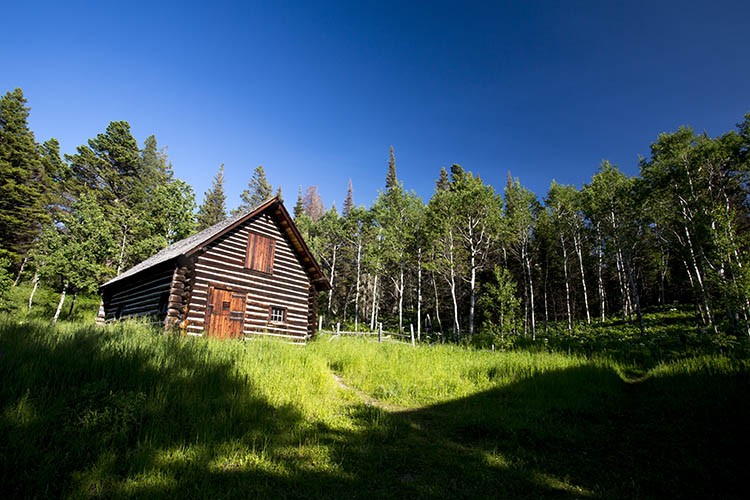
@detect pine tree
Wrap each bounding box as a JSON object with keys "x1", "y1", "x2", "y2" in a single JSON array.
[
  {"x1": 236, "y1": 165, "x2": 273, "y2": 214},
  {"x1": 197, "y1": 164, "x2": 227, "y2": 230},
  {"x1": 67, "y1": 121, "x2": 143, "y2": 205},
  {"x1": 436, "y1": 167, "x2": 450, "y2": 191},
  {"x1": 343, "y1": 179, "x2": 354, "y2": 217},
  {"x1": 293, "y1": 186, "x2": 305, "y2": 219},
  {"x1": 385, "y1": 146, "x2": 397, "y2": 191},
  {"x1": 39, "y1": 138, "x2": 71, "y2": 215},
  {"x1": 0, "y1": 88, "x2": 48, "y2": 264},
  {"x1": 141, "y1": 134, "x2": 173, "y2": 183}
]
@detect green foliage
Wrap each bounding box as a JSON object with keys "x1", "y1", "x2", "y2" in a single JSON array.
[
  {"x1": 0, "y1": 88, "x2": 48, "y2": 264},
  {"x1": 478, "y1": 266, "x2": 522, "y2": 342},
  {"x1": 0, "y1": 258, "x2": 13, "y2": 305},
  {"x1": 293, "y1": 185, "x2": 305, "y2": 219},
  {"x1": 235, "y1": 164, "x2": 273, "y2": 214},
  {"x1": 197, "y1": 164, "x2": 227, "y2": 231},
  {"x1": 385, "y1": 145, "x2": 397, "y2": 191},
  {"x1": 342, "y1": 178, "x2": 354, "y2": 217},
  {"x1": 67, "y1": 121, "x2": 142, "y2": 204},
  {"x1": 2, "y1": 281, "x2": 100, "y2": 322},
  {"x1": 435, "y1": 166, "x2": 450, "y2": 191},
  {"x1": 36, "y1": 194, "x2": 117, "y2": 294}
]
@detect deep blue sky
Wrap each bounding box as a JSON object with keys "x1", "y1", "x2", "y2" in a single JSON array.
[{"x1": 3, "y1": 1, "x2": 748, "y2": 210}]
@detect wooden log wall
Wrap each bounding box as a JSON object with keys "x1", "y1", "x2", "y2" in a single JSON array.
[
  {"x1": 184, "y1": 212, "x2": 311, "y2": 341},
  {"x1": 103, "y1": 263, "x2": 174, "y2": 322},
  {"x1": 164, "y1": 259, "x2": 194, "y2": 329},
  {"x1": 307, "y1": 285, "x2": 318, "y2": 338}
]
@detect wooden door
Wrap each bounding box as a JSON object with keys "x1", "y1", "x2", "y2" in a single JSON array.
[{"x1": 206, "y1": 286, "x2": 246, "y2": 339}]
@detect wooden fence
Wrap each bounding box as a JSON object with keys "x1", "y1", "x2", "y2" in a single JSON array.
[{"x1": 325, "y1": 322, "x2": 418, "y2": 346}]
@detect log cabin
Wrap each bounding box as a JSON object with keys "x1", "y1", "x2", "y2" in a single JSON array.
[{"x1": 99, "y1": 197, "x2": 330, "y2": 342}]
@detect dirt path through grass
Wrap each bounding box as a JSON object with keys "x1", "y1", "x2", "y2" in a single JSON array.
[{"x1": 330, "y1": 371, "x2": 407, "y2": 412}]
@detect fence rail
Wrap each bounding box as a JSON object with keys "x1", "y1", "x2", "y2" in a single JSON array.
[{"x1": 324, "y1": 322, "x2": 417, "y2": 345}]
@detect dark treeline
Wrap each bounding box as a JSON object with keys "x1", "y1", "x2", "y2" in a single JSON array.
[{"x1": 2, "y1": 87, "x2": 749, "y2": 341}]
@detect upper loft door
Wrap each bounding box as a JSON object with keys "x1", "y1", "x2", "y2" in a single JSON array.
[{"x1": 205, "y1": 286, "x2": 245, "y2": 339}]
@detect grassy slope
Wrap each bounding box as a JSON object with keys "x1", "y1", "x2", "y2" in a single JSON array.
[{"x1": 1, "y1": 318, "x2": 748, "y2": 499}]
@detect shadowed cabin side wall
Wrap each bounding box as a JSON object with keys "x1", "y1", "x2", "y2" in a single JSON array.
[
  {"x1": 103, "y1": 263, "x2": 175, "y2": 322},
  {"x1": 185, "y1": 212, "x2": 311, "y2": 340}
]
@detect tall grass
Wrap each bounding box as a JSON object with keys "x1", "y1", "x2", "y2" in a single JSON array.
[
  {"x1": 311, "y1": 336, "x2": 614, "y2": 407},
  {"x1": 1, "y1": 319, "x2": 747, "y2": 498}
]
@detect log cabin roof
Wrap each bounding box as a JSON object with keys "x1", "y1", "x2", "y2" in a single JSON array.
[{"x1": 100, "y1": 196, "x2": 330, "y2": 291}]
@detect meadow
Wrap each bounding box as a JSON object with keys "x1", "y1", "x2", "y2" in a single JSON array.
[{"x1": 1, "y1": 288, "x2": 748, "y2": 498}]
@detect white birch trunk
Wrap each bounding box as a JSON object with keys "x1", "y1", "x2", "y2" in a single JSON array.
[
  {"x1": 52, "y1": 281, "x2": 68, "y2": 324},
  {"x1": 574, "y1": 232, "x2": 591, "y2": 325},
  {"x1": 417, "y1": 247, "x2": 422, "y2": 341},
  {"x1": 28, "y1": 271, "x2": 39, "y2": 310},
  {"x1": 327, "y1": 244, "x2": 337, "y2": 315},
  {"x1": 13, "y1": 256, "x2": 27, "y2": 286},
  {"x1": 561, "y1": 235, "x2": 572, "y2": 332},
  {"x1": 370, "y1": 274, "x2": 378, "y2": 331},
  {"x1": 354, "y1": 240, "x2": 362, "y2": 331}
]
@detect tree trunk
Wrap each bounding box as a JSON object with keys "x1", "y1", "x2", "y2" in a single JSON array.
[
  {"x1": 574, "y1": 232, "x2": 591, "y2": 325},
  {"x1": 524, "y1": 244, "x2": 536, "y2": 339},
  {"x1": 448, "y1": 230, "x2": 460, "y2": 340},
  {"x1": 398, "y1": 266, "x2": 404, "y2": 333},
  {"x1": 354, "y1": 240, "x2": 362, "y2": 331},
  {"x1": 659, "y1": 248, "x2": 667, "y2": 306},
  {"x1": 417, "y1": 247, "x2": 422, "y2": 341},
  {"x1": 543, "y1": 257, "x2": 549, "y2": 333},
  {"x1": 28, "y1": 271, "x2": 39, "y2": 310},
  {"x1": 596, "y1": 223, "x2": 606, "y2": 322},
  {"x1": 682, "y1": 221, "x2": 715, "y2": 332},
  {"x1": 370, "y1": 274, "x2": 378, "y2": 331},
  {"x1": 432, "y1": 272, "x2": 442, "y2": 334},
  {"x1": 449, "y1": 269, "x2": 460, "y2": 340},
  {"x1": 117, "y1": 226, "x2": 128, "y2": 275},
  {"x1": 624, "y1": 252, "x2": 644, "y2": 335},
  {"x1": 561, "y1": 236, "x2": 572, "y2": 333},
  {"x1": 67, "y1": 291, "x2": 78, "y2": 318},
  {"x1": 327, "y1": 244, "x2": 337, "y2": 315},
  {"x1": 52, "y1": 281, "x2": 68, "y2": 324},
  {"x1": 469, "y1": 249, "x2": 476, "y2": 340},
  {"x1": 13, "y1": 255, "x2": 27, "y2": 286}
]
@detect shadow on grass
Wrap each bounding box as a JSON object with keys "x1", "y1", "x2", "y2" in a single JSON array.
[{"x1": 1, "y1": 322, "x2": 747, "y2": 498}]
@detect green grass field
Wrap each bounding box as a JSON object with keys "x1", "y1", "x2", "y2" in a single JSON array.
[{"x1": 1, "y1": 311, "x2": 748, "y2": 498}]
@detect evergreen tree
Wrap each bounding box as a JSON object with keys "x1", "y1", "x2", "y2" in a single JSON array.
[
  {"x1": 293, "y1": 186, "x2": 305, "y2": 219},
  {"x1": 385, "y1": 146, "x2": 397, "y2": 191},
  {"x1": 140, "y1": 134, "x2": 173, "y2": 183},
  {"x1": 343, "y1": 179, "x2": 354, "y2": 217},
  {"x1": 197, "y1": 164, "x2": 227, "y2": 230},
  {"x1": 0, "y1": 88, "x2": 48, "y2": 264},
  {"x1": 67, "y1": 121, "x2": 143, "y2": 204},
  {"x1": 235, "y1": 165, "x2": 273, "y2": 214},
  {"x1": 39, "y1": 138, "x2": 71, "y2": 215},
  {"x1": 436, "y1": 167, "x2": 450, "y2": 191}
]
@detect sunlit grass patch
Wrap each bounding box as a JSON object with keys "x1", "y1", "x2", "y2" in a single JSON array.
[{"x1": 310, "y1": 335, "x2": 607, "y2": 407}]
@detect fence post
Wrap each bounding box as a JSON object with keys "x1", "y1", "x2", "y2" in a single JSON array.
[
  {"x1": 410, "y1": 323, "x2": 415, "y2": 347},
  {"x1": 318, "y1": 315, "x2": 323, "y2": 332},
  {"x1": 378, "y1": 322, "x2": 382, "y2": 343},
  {"x1": 336, "y1": 322, "x2": 340, "y2": 335}
]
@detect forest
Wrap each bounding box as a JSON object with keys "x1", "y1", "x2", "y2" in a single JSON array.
[{"x1": 2, "y1": 86, "x2": 750, "y2": 351}]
